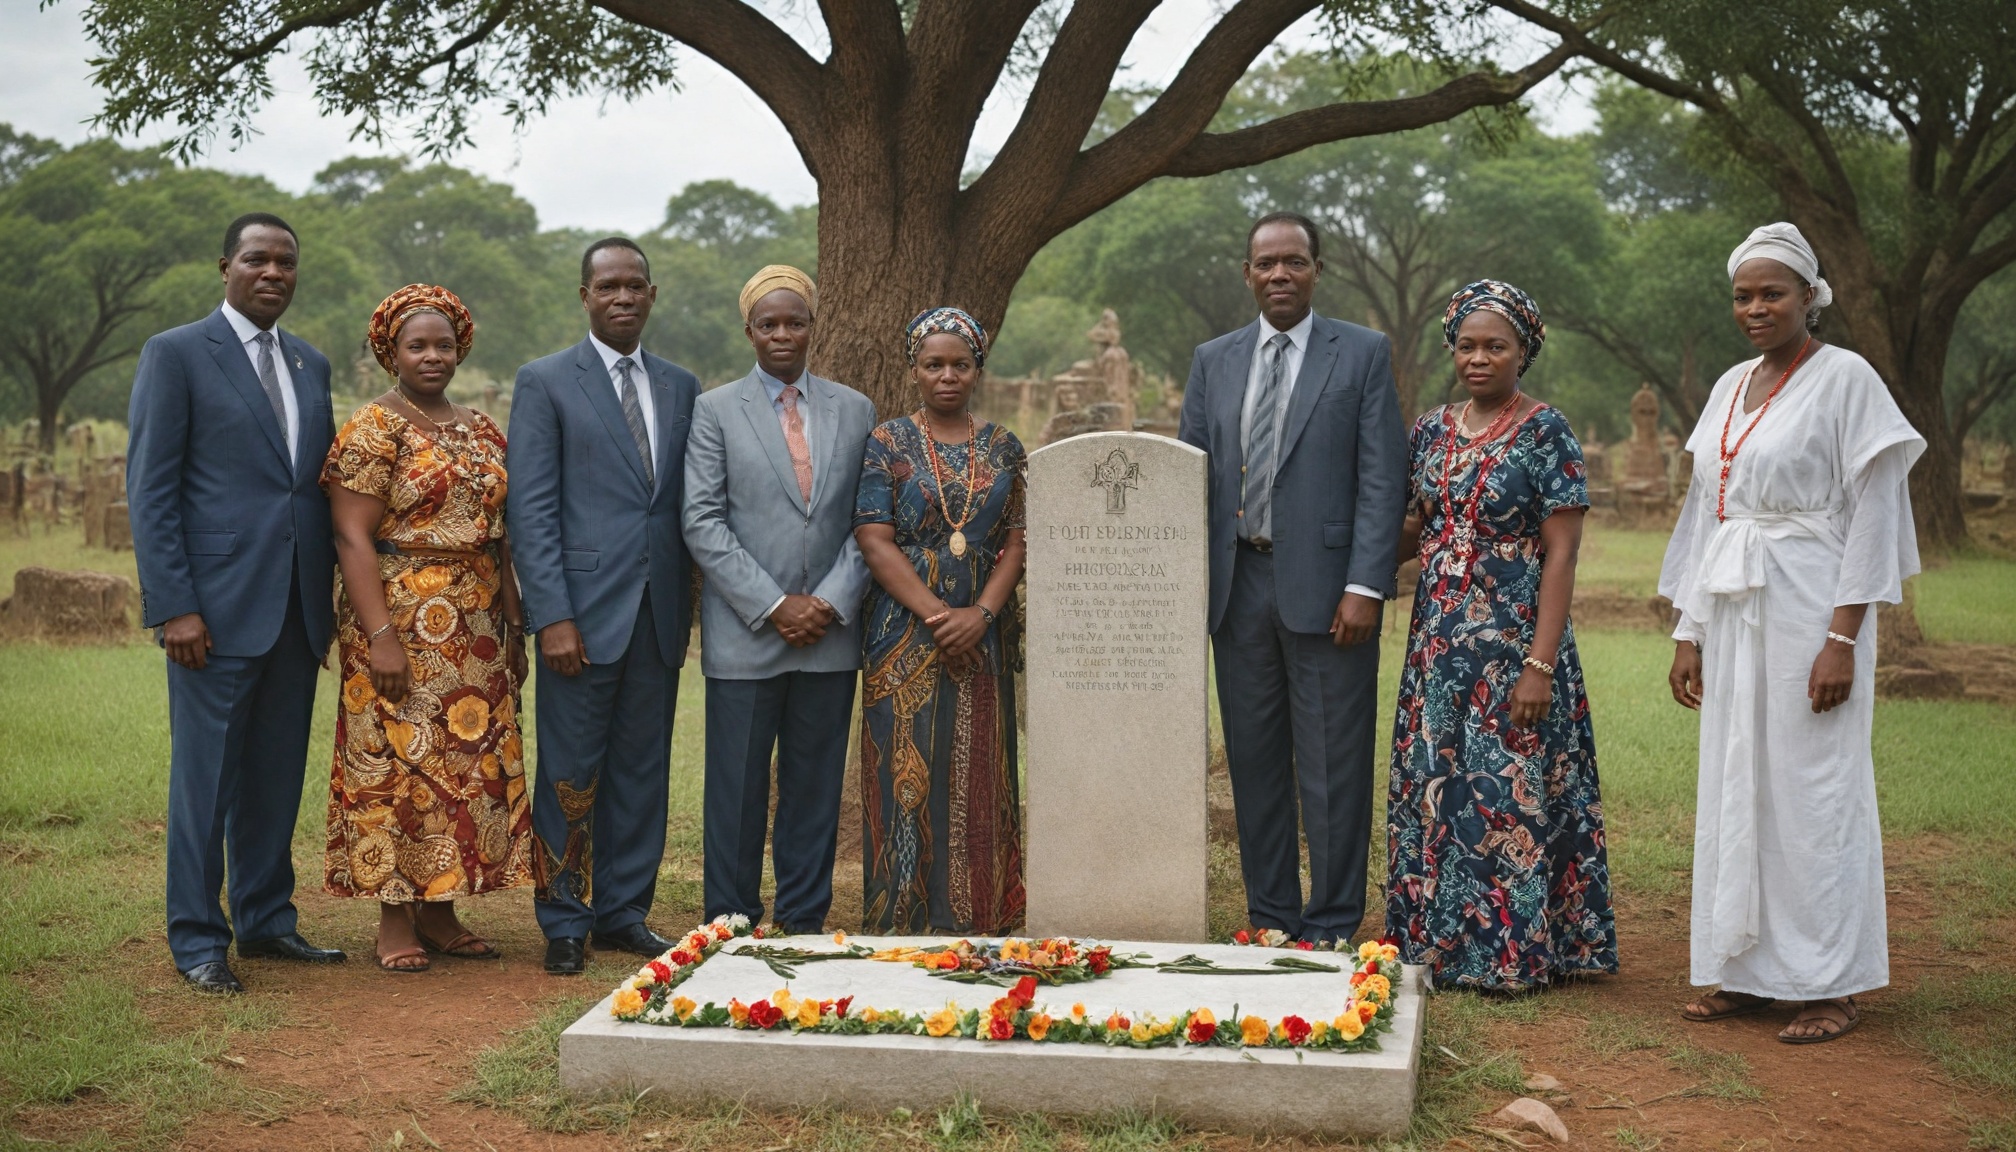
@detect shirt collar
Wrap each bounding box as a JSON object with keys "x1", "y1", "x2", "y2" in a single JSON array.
[
  {"x1": 754, "y1": 365, "x2": 808, "y2": 403},
  {"x1": 1257, "y1": 309, "x2": 1316, "y2": 350},
  {"x1": 588, "y1": 331, "x2": 646, "y2": 378},
  {"x1": 220, "y1": 300, "x2": 279, "y2": 346}
]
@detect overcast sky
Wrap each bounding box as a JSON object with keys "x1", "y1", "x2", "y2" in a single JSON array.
[{"x1": 3, "y1": 2, "x2": 1595, "y2": 235}]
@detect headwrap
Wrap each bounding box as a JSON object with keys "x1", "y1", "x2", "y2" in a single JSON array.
[
  {"x1": 904, "y1": 306, "x2": 988, "y2": 369},
  {"x1": 367, "y1": 283, "x2": 474, "y2": 375},
  {"x1": 739, "y1": 264, "x2": 817, "y2": 323},
  {"x1": 1442, "y1": 279, "x2": 1546, "y2": 375},
  {"x1": 1726, "y1": 221, "x2": 1833, "y2": 310}
]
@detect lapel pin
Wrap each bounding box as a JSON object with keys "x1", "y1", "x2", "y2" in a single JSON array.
[{"x1": 293, "y1": 354, "x2": 304, "y2": 370}]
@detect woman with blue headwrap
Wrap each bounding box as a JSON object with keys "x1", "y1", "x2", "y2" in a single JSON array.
[
  {"x1": 853, "y1": 307, "x2": 1028, "y2": 933},
  {"x1": 1385, "y1": 279, "x2": 1617, "y2": 991}
]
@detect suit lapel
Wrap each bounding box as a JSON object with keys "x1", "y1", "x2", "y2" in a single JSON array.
[
  {"x1": 738, "y1": 371, "x2": 809, "y2": 515},
  {"x1": 1277, "y1": 318, "x2": 1340, "y2": 467},
  {"x1": 203, "y1": 309, "x2": 291, "y2": 470},
  {"x1": 1214, "y1": 321, "x2": 1259, "y2": 452},
  {"x1": 572, "y1": 339, "x2": 650, "y2": 491},
  {"x1": 805, "y1": 374, "x2": 846, "y2": 510}
]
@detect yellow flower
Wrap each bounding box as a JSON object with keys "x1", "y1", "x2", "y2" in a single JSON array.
[
  {"x1": 672, "y1": 996, "x2": 696, "y2": 1021},
  {"x1": 1334, "y1": 1011, "x2": 1365, "y2": 1041},
  {"x1": 612, "y1": 988, "x2": 644, "y2": 1017},
  {"x1": 1000, "y1": 938, "x2": 1032, "y2": 962},
  {"x1": 1310, "y1": 1019, "x2": 1329, "y2": 1041},
  {"x1": 862, "y1": 1007, "x2": 882, "y2": 1024},
  {"x1": 1026, "y1": 1013, "x2": 1051, "y2": 1041},
  {"x1": 925, "y1": 1007, "x2": 960, "y2": 1037},
  {"x1": 772, "y1": 989, "x2": 797, "y2": 1017},
  {"x1": 341, "y1": 672, "x2": 375, "y2": 714},
  {"x1": 1359, "y1": 940, "x2": 1381, "y2": 962},
  {"x1": 796, "y1": 998, "x2": 821, "y2": 1029},
  {"x1": 445, "y1": 694, "x2": 490, "y2": 742},
  {"x1": 1069, "y1": 1003, "x2": 1087, "y2": 1024},
  {"x1": 1240, "y1": 1016, "x2": 1269, "y2": 1046},
  {"x1": 1362, "y1": 974, "x2": 1391, "y2": 1003},
  {"x1": 1379, "y1": 944, "x2": 1401, "y2": 964},
  {"x1": 1149, "y1": 1019, "x2": 1174, "y2": 1038},
  {"x1": 1129, "y1": 1021, "x2": 1152, "y2": 1043}
]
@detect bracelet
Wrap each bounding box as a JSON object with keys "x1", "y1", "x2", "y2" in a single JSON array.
[
  {"x1": 1522, "y1": 655, "x2": 1555, "y2": 675},
  {"x1": 368, "y1": 621, "x2": 395, "y2": 641},
  {"x1": 977, "y1": 605, "x2": 997, "y2": 627},
  {"x1": 1826, "y1": 630, "x2": 1857, "y2": 646}
]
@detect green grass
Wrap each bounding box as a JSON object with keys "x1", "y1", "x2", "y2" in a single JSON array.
[{"x1": 1917, "y1": 552, "x2": 2016, "y2": 646}]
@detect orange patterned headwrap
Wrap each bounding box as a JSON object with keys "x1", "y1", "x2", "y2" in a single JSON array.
[{"x1": 367, "y1": 283, "x2": 475, "y2": 375}]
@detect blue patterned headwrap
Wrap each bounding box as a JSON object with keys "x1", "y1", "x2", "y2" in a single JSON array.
[
  {"x1": 1442, "y1": 279, "x2": 1546, "y2": 376},
  {"x1": 905, "y1": 306, "x2": 988, "y2": 369}
]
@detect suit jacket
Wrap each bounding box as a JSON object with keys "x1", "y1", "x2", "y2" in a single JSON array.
[
  {"x1": 125, "y1": 307, "x2": 336, "y2": 657},
  {"x1": 1178, "y1": 312, "x2": 1409, "y2": 635},
  {"x1": 682, "y1": 369, "x2": 875, "y2": 679},
  {"x1": 507, "y1": 337, "x2": 698, "y2": 667}
]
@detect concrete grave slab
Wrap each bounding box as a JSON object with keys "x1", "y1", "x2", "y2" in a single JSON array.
[{"x1": 560, "y1": 936, "x2": 1424, "y2": 1137}]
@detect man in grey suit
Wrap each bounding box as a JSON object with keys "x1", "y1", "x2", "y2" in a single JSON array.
[
  {"x1": 684, "y1": 266, "x2": 874, "y2": 934},
  {"x1": 509, "y1": 238, "x2": 699, "y2": 974},
  {"x1": 1178, "y1": 212, "x2": 1409, "y2": 946}
]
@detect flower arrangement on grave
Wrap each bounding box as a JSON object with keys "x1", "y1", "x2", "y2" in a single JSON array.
[
  {"x1": 606, "y1": 913, "x2": 754, "y2": 1018},
  {"x1": 862, "y1": 936, "x2": 1154, "y2": 986}
]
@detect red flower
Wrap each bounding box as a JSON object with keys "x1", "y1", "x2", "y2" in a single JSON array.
[
  {"x1": 752, "y1": 927, "x2": 765, "y2": 939},
  {"x1": 748, "y1": 999, "x2": 783, "y2": 1029},
  {"x1": 668, "y1": 949, "x2": 695, "y2": 967},
  {"x1": 1088, "y1": 948, "x2": 1111, "y2": 975},
  {"x1": 834, "y1": 996, "x2": 854, "y2": 1018},
  {"x1": 1295, "y1": 940, "x2": 1316, "y2": 951},
  {"x1": 646, "y1": 960, "x2": 673, "y2": 983},
  {"x1": 1186, "y1": 1016, "x2": 1218, "y2": 1044},
  {"x1": 1281, "y1": 1015, "x2": 1312, "y2": 1045},
  {"x1": 1364, "y1": 959, "x2": 1379, "y2": 976},
  {"x1": 1234, "y1": 929, "x2": 1250, "y2": 945},
  {"x1": 987, "y1": 1015, "x2": 1014, "y2": 1041},
  {"x1": 1008, "y1": 975, "x2": 1038, "y2": 1008}
]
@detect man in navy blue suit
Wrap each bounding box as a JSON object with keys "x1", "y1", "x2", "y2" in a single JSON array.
[
  {"x1": 127, "y1": 212, "x2": 345, "y2": 994},
  {"x1": 508, "y1": 238, "x2": 699, "y2": 974}
]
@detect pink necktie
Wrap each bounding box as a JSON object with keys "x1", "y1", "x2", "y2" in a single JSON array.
[{"x1": 779, "y1": 384, "x2": 813, "y2": 503}]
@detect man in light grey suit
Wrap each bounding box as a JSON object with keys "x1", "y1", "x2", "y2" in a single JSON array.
[
  {"x1": 509, "y1": 238, "x2": 699, "y2": 974},
  {"x1": 684, "y1": 266, "x2": 875, "y2": 934},
  {"x1": 1178, "y1": 212, "x2": 1409, "y2": 946}
]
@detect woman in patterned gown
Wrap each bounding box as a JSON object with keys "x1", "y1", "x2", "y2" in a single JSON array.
[
  {"x1": 854, "y1": 307, "x2": 1027, "y2": 934},
  {"x1": 323, "y1": 284, "x2": 532, "y2": 972},
  {"x1": 1385, "y1": 280, "x2": 1617, "y2": 992}
]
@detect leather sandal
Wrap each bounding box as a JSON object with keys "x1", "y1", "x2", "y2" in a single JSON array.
[
  {"x1": 1779, "y1": 997, "x2": 1859, "y2": 1044},
  {"x1": 416, "y1": 926, "x2": 500, "y2": 959},
  {"x1": 1681, "y1": 990, "x2": 1773, "y2": 1022},
  {"x1": 376, "y1": 945, "x2": 430, "y2": 973}
]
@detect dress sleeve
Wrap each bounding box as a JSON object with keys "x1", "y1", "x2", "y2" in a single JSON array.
[
  {"x1": 999, "y1": 430, "x2": 1027, "y2": 532},
  {"x1": 321, "y1": 405, "x2": 399, "y2": 501},
  {"x1": 854, "y1": 427, "x2": 897, "y2": 528},
  {"x1": 1524, "y1": 408, "x2": 1590, "y2": 518},
  {"x1": 1408, "y1": 410, "x2": 1437, "y2": 511},
  {"x1": 1833, "y1": 441, "x2": 1919, "y2": 608}
]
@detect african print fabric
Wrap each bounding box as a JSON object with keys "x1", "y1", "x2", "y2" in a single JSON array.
[
  {"x1": 855, "y1": 416, "x2": 1025, "y2": 934},
  {"x1": 320, "y1": 402, "x2": 531, "y2": 902},
  {"x1": 1386, "y1": 403, "x2": 1616, "y2": 990}
]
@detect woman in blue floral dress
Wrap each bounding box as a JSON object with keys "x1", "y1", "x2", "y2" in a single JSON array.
[{"x1": 1386, "y1": 280, "x2": 1617, "y2": 991}]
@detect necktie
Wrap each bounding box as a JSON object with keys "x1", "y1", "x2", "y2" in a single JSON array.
[
  {"x1": 779, "y1": 384, "x2": 814, "y2": 504},
  {"x1": 252, "y1": 330, "x2": 291, "y2": 469},
  {"x1": 615, "y1": 357, "x2": 654, "y2": 489},
  {"x1": 1243, "y1": 333, "x2": 1292, "y2": 542}
]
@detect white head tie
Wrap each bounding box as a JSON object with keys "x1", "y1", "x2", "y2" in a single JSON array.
[{"x1": 1727, "y1": 222, "x2": 1833, "y2": 310}]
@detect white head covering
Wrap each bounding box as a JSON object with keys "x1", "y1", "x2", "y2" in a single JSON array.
[{"x1": 1727, "y1": 222, "x2": 1833, "y2": 310}]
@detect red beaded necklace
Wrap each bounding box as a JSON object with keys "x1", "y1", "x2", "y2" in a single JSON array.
[
  {"x1": 1433, "y1": 394, "x2": 1539, "y2": 590},
  {"x1": 1715, "y1": 336, "x2": 1813, "y2": 522}
]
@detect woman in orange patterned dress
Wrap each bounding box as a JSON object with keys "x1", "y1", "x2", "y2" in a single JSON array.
[{"x1": 322, "y1": 284, "x2": 531, "y2": 972}]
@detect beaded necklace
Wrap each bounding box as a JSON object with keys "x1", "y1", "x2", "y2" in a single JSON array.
[
  {"x1": 1433, "y1": 394, "x2": 1540, "y2": 592},
  {"x1": 918, "y1": 410, "x2": 981, "y2": 558},
  {"x1": 1715, "y1": 336, "x2": 1813, "y2": 522}
]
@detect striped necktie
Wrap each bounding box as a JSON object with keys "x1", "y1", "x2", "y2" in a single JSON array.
[
  {"x1": 1242, "y1": 333, "x2": 1292, "y2": 543},
  {"x1": 615, "y1": 356, "x2": 654, "y2": 488}
]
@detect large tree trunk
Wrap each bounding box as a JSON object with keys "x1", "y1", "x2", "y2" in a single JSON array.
[
  {"x1": 1892, "y1": 353, "x2": 1971, "y2": 550},
  {"x1": 36, "y1": 385, "x2": 62, "y2": 455}
]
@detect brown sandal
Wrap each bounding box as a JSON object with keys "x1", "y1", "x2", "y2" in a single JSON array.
[
  {"x1": 1779, "y1": 998, "x2": 1858, "y2": 1044},
  {"x1": 1681, "y1": 990, "x2": 1773, "y2": 1022},
  {"x1": 376, "y1": 945, "x2": 430, "y2": 973},
  {"x1": 416, "y1": 926, "x2": 500, "y2": 960}
]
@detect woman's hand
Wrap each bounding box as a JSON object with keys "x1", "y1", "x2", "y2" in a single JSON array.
[
  {"x1": 1808, "y1": 637, "x2": 1856, "y2": 713},
  {"x1": 369, "y1": 631, "x2": 413, "y2": 703},
  {"x1": 1669, "y1": 641, "x2": 1703, "y2": 710},
  {"x1": 1509, "y1": 666, "x2": 1552, "y2": 728},
  {"x1": 929, "y1": 606, "x2": 989, "y2": 657}
]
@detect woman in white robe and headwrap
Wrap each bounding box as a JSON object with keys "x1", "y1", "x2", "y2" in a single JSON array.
[{"x1": 1659, "y1": 222, "x2": 1924, "y2": 1044}]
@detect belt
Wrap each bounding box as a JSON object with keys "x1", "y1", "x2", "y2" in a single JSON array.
[
  {"x1": 1237, "y1": 537, "x2": 1273, "y2": 553},
  {"x1": 374, "y1": 540, "x2": 496, "y2": 561}
]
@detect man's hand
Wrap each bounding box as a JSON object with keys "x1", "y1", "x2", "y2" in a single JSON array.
[
  {"x1": 162, "y1": 612, "x2": 212, "y2": 670},
  {"x1": 770, "y1": 594, "x2": 834, "y2": 648},
  {"x1": 1808, "y1": 637, "x2": 1855, "y2": 714},
  {"x1": 1669, "y1": 641, "x2": 1703, "y2": 710},
  {"x1": 539, "y1": 619, "x2": 589, "y2": 676},
  {"x1": 1329, "y1": 592, "x2": 1381, "y2": 648}
]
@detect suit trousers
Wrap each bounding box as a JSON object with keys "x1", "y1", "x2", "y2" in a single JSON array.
[
  {"x1": 1213, "y1": 545, "x2": 1380, "y2": 944},
  {"x1": 531, "y1": 595, "x2": 680, "y2": 940},
  {"x1": 163, "y1": 579, "x2": 318, "y2": 970},
  {"x1": 702, "y1": 668, "x2": 857, "y2": 931}
]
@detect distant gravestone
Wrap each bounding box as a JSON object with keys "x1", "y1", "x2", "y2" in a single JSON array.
[
  {"x1": 0, "y1": 566, "x2": 133, "y2": 643},
  {"x1": 1024, "y1": 431, "x2": 1208, "y2": 942},
  {"x1": 102, "y1": 501, "x2": 132, "y2": 552}
]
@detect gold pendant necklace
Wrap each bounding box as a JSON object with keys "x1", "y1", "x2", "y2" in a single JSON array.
[{"x1": 920, "y1": 410, "x2": 979, "y2": 558}]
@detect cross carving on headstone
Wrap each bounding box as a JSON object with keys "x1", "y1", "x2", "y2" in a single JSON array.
[{"x1": 1090, "y1": 448, "x2": 1143, "y2": 514}]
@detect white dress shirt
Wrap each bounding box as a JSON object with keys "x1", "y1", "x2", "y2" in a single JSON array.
[
  {"x1": 590, "y1": 331, "x2": 657, "y2": 463},
  {"x1": 752, "y1": 365, "x2": 841, "y2": 629},
  {"x1": 220, "y1": 301, "x2": 300, "y2": 462},
  {"x1": 1237, "y1": 309, "x2": 1382, "y2": 602}
]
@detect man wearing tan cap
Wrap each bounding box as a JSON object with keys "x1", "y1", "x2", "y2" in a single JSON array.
[{"x1": 682, "y1": 266, "x2": 875, "y2": 934}]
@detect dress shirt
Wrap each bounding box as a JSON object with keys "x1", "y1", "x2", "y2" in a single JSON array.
[
  {"x1": 753, "y1": 365, "x2": 838, "y2": 629},
  {"x1": 1237, "y1": 309, "x2": 1382, "y2": 603},
  {"x1": 219, "y1": 301, "x2": 300, "y2": 463},
  {"x1": 589, "y1": 331, "x2": 658, "y2": 463}
]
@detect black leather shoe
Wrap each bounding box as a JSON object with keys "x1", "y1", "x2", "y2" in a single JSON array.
[
  {"x1": 182, "y1": 960, "x2": 245, "y2": 995},
  {"x1": 590, "y1": 923, "x2": 676, "y2": 957},
  {"x1": 544, "y1": 937, "x2": 587, "y2": 975},
  {"x1": 237, "y1": 933, "x2": 347, "y2": 964}
]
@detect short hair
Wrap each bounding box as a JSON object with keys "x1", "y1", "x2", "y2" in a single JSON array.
[
  {"x1": 223, "y1": 212, "x2": 298, "y2": 259},
  {"x1": 1246, "y1": 211, "x2": 1321, "y2": 263},
  {"x1": 581, "y1": 237, "x2": 652, "y2": 285}
]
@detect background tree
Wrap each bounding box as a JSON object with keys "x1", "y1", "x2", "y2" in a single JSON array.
[{"x1": 77, "y1": 0, "x2": 1582, "y2": 415}]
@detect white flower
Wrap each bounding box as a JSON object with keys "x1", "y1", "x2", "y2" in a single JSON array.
[{"x1": 726, "y1": 913, "x2": 751, "y2": 931}]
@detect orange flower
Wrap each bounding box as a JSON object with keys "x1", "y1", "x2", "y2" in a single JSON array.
[
  {"x1": 1069, "y1": 1003, "x2": 1087, "y2": 1024},
  {"x1": 671, "y1": 996, "x2": 696, "y2": 1021},
  {"x1": 729, "y1": 999, "x2": 750, "y2": 1025},
  {"x1": 1240, "y1": 1015, "x2": 1269, "y2": 1046},
  {"x1": 1357, "y1": 1000, "x2": 1378, "y2": 1024},
  {"x1": 925, "y1": 1007, "x2": 960, "y2": 1037},
  {"x1": 1105, "y1": 1011, "x2": 1129, "y2": 1032},
  {"x1": 1026, "y1": 1013, "x2": 1052, "y2": 1041},
  {"x1": 1334, "y1": 1011, "x2": 1365, "y2": 1041},
  {"x1": 341, "y1": 672, "x2": 375, "y2": 714},
  {"x1": 445, "y1": 694, "x2": 490, "y2": 742}
]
